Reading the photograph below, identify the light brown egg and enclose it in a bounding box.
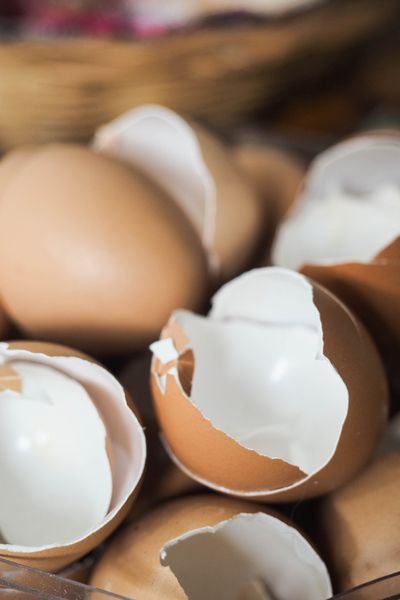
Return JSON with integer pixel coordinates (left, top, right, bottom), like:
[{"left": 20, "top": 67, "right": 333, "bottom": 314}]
[
  {"left": 0, "top": 150, "right": 31, "bottom": 339},
  {"left": 90, "top": 494, "right": 332, "bottom": 600},
  {"left": 318, "top": 450, "right": 400, "bottom": 592},
  {"left": 0, "top": 340, "right": 146, "bottom": 571},
  {"left": 272, "top": 132, "right": 400, "bottom": 356},
  {"left": 0, "top": 144, "right": 208, "bottom": 355},
  {"left": 94, "top": 105, "right": 265, "bottom": 281},
  {"left": 0, "top": 146, "right": 37, "bottom": 197},
  {"left": 150, "top": 268, "right": 388, "bottom": 502}
]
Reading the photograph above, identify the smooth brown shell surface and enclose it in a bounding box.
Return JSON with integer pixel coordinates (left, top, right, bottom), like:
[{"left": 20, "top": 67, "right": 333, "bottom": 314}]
[
  {"left": 90, "top": 495, "right": 276, "bottom": 600},
  {"left": 302, "top": 237, "right": 400, "bottom": 355},
  {"left": 318, "top": 451, "right": 400, "bottom": 592},
  {"left": 151, "top": 282, "right": 388, "bottom": 502},
  {"left": 0, "top": 144, "right": 208, "bottom": 355}
]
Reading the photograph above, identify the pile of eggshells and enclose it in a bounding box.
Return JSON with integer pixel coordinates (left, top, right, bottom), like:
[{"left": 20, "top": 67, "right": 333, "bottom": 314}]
[{"left": 0, "top": 105, "right": 399, "bottom": 600}]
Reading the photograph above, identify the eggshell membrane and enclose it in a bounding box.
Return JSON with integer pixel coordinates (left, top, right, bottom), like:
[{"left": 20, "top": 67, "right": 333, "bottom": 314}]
[
  {"left": 0, "top": 361, "right": 113, "bottom": 547},
  {"left": 318, "top": 451, "right": 400, "bottom": 592},
  {"left": 94, "top": 105, "right": 264, "bottom": 281},
  {"left": 0, "top": 144, "right": 208, "bottom": 355},
  {"left": 151, "top": 278, "right": 388, "bottom": 502},
  {"left": 275, "top": 132, "right": 400, "bottom": 354},
  {"left": 0, "top": 341, "right": 146, "bottom": 571},
  {"left": 90, "top": 494, "right": 330, "bottom": 600}
]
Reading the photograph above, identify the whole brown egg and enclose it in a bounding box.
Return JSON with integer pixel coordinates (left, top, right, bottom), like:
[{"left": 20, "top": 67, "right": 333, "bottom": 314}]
[{"left": 0, "top": 144, "right": 208, "bottom": 354}]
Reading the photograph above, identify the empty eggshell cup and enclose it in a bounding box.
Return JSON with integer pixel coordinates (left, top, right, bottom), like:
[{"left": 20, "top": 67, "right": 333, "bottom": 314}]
[
  {"left": 272, "top": 132, "right": 400, "bottom": 354},
  {"left": 93, "top": 104, "right": 264, "bottom": 281},
  {"left": 91, "top": 494, "right": 332, "bottom": 600},
  {"left": 0, "top": 341, "right": 146, "bottom": 571},
  {"left": 150, "top": 267, "right": 388, "bottom": 502}
]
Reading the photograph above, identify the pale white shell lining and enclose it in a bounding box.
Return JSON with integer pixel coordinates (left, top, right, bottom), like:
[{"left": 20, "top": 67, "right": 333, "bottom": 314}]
[
  {"left": 152, "top": 268, "right": 348, "bottom": 478},
  {"left": 272, "top": 137, "right": 400, "bottom": 270},
  {"left": 0, "top": 362, "right": 112, "bottom": 547},
  {"left": 161, "top": 512, "right": 332, "bottom": 600},
  {"left": 0, "top": 344, "right": 146, "bottom": 553},
  {"left": 93, "top": 104, "right": 217, "bottom": 262}
]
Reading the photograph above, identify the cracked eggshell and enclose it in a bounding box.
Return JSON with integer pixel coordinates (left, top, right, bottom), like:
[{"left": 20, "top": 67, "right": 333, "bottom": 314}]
[
  {"left": 90, "top": 494, "right": 332, "bottom": 600},
  {"left": 118, "top": 353, "right": 201, "bottom": 521},
  {"left": 93, "top": 105, "right": 264, "bottom": 281},
  {"left": 150, "top": 268, "right": 388, "bottom": 502},
  {"left": 0, "top": 144, "right": 208, "bottom": 355},
  {"left": 318, "top": 450, "right": 400, "bottom": 592},
  {"left": 272, "top": 132, "right": 400, "bottom": 355},
  {"left": 0, "top": 341, "right": 146, "bottom": 571}
]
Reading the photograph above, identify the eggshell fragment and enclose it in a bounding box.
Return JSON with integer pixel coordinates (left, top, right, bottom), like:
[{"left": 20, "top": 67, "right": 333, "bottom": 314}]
[
  {"left": 0, "top": 144, "right": 208, "bottom": 354},
  {"left": 318, "top": 450, "right": 400, "bottom": 592},
  {"left": 0, "top": 341, "right": 146, "bottom": 571},
  {"left": 90, "top": 495, "right": 332, "bottom": 600},
  {"left": 150, "top": 268, "right": 388, "bottom": 502},
  {"left": 272, "top": 133, "right": 400, "bottom": 354},
  {"left": 94, "top": 105, "right": 264, "bottom": 280}
]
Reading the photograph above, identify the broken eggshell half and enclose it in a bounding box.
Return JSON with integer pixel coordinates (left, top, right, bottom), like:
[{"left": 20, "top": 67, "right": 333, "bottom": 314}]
[
  {"left": 93, "top": 104, "right": 264, "bottom": 281},
  {"left": 90, "top": 494, "right": 332, "bottom": 600},
  {"left": 0, "top": 341, "right": 146, "bottom": 571},
  {"left": 272, "top": 132, "right": 400, "bottom": 354},
  {"left": 150, "top": 268, "right": 388, "bottom": 502}
]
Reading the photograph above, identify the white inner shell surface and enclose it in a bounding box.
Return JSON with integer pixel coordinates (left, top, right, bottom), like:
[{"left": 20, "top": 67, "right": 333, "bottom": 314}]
[
  {"left": 272, "top": 136, "right": 400, "bottom": 272},
  {"left": 0, "top": 361, "right": 112, "bottom": 547},
  {"left": 93, "top": 105, "right": 216, "bottom": 257},
  {"left": 272, "top": 183, "right": 400, "bottom": 270},
  {"left": 152, "top": 268, "right": 348, "bottom": 477},
  {"left": 161, "top": 513, "right": 332, "bottom": 600}
]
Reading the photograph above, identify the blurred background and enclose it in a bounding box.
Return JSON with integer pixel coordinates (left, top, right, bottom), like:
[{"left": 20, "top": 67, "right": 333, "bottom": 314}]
[{"left": 0, "top": 0, "right": 399, "bottom": 158}]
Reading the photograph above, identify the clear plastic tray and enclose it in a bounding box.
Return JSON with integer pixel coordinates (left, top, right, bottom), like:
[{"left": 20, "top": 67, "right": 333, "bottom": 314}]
[{"left": 0, "top": 557, "right": 399, "bottom": 599}]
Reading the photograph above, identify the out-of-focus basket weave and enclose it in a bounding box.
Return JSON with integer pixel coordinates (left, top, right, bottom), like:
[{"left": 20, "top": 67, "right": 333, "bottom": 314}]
[{"left": 0, "top": 0, "right": 398, "bottom": 148}]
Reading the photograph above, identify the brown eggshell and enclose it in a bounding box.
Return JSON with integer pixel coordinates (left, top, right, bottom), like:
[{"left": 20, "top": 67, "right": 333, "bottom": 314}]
[
  {"left": 0, "top": 144, "right": 208, "bottom": 355},
  {"left": 233, "top": 142, "right": 305, "bottom": 234},
  {"left": 90, "top": 495, "right": 289, "bottom": 600},
  {"left": 119, "top": 352, "right": 201, "bottom": 521},
  {"left": 192, "top": 126, "right": 265, "bottom": 280},
  {"left": 57, "top": 551, "right": 98, "bottom": 584},
  {"left": 318, "top": 451, "right": 400, "bottom": 592},
  {"left": 302, "top": 237, "right": 400, "bottom": 356},
  {"left": 0, "top": 341, "right": 146, "bottom": 571},
  {"left": 151, "top": 282, "right": 388, "bottom": 502}
]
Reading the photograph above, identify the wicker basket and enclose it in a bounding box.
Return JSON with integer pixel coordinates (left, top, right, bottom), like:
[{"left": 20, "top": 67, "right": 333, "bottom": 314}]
[{"left": 0, "top": 0, "right": 398, "bottom": 149}]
